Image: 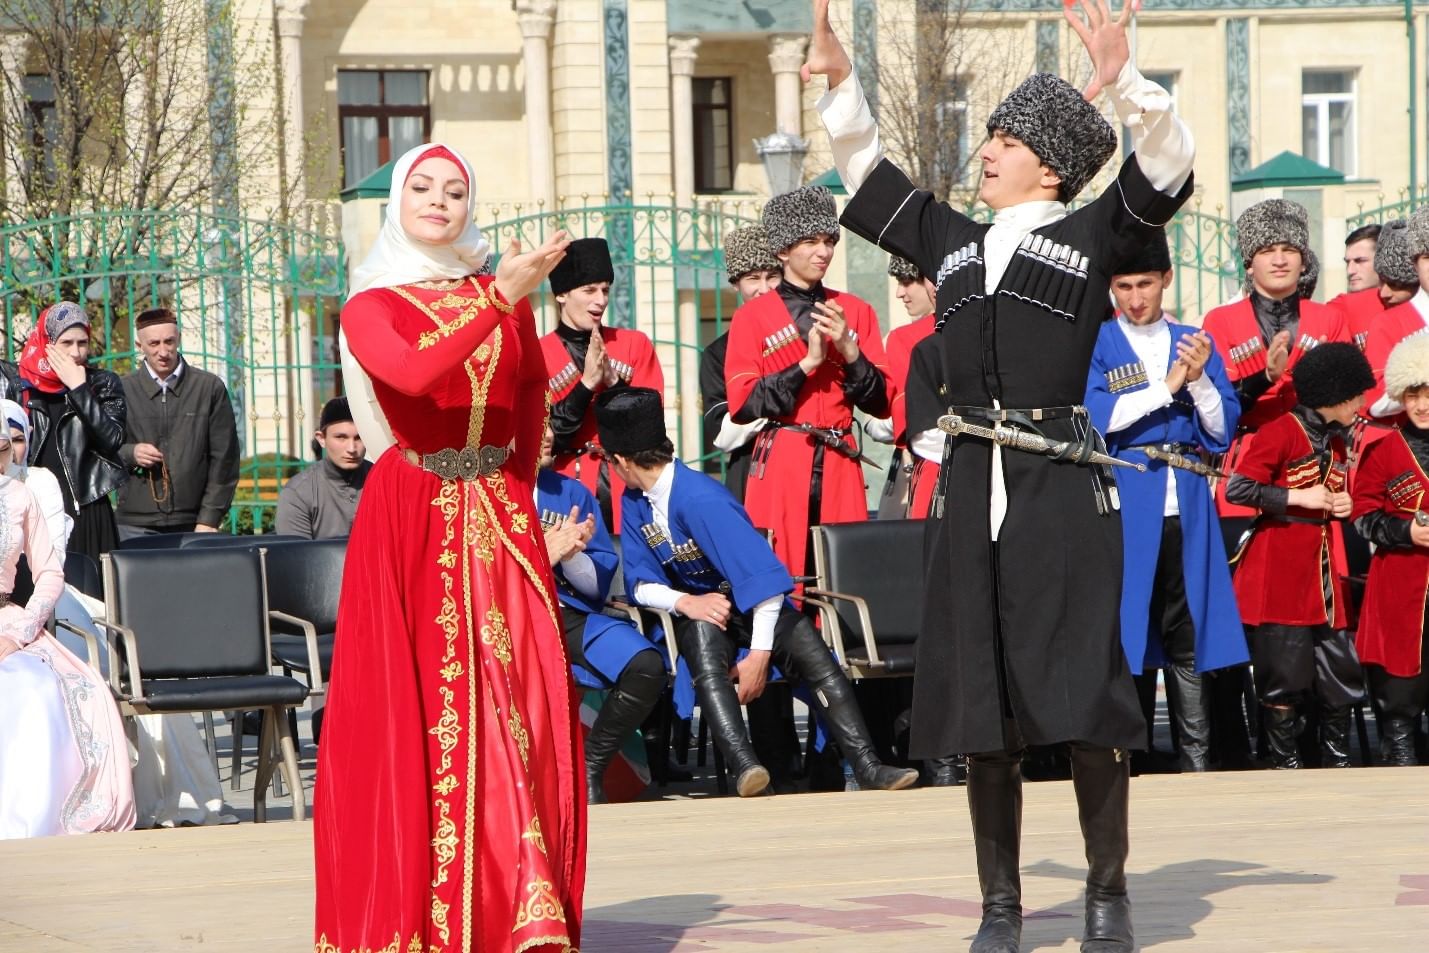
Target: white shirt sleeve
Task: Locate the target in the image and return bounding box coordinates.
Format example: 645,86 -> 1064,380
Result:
1105,62 -> 1196,196
714,414 -> 766,453
1371,393 -> 1404,418
815,71 -> 883,195
634,582 -> 684,613
1105,380 -> 1174,434
1186,374 -> 1228,445
559,552 -> 601,601
910,427 -> 945,464
749,594 -> 783,653
864,416 -> 895,444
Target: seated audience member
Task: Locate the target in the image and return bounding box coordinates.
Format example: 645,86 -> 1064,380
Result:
595,386 -> 918,797
1351,334 -> 1429,766
1225,343 -> 1373,769
0,424 -> 135,837
872,255 -> 939,520
535,425 -> 665,803
115,308 -> 240,538
276,397 -> 371,539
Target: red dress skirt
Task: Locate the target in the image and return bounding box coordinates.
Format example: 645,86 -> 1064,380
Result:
314,276 -> 585,953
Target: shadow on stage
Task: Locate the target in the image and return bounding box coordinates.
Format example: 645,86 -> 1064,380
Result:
1019,858 -> 1334,950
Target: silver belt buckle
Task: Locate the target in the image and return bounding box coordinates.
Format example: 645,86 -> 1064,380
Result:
422,444 -> 510,481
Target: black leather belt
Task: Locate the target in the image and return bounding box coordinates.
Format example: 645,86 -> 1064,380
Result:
405,444 -> 511,481
1126,441 -> 1199,455
947,404 -> 1084,423
1260,513 -> 1331,527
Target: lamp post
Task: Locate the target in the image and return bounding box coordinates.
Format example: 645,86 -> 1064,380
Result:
754,130 -> 810,196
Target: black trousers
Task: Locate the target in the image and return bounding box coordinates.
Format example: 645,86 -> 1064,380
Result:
1248,624 -> 1364,708
1368,627 -> 1429,719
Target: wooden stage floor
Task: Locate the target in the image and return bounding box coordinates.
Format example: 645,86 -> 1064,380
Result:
2,768 -> 1426,952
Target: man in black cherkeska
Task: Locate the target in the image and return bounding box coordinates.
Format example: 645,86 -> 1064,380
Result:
804,0 -> 1196,951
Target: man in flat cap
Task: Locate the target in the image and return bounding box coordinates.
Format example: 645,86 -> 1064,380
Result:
723,185 -> 891,586
595,386 -> 918,798
1085,232 -> 1248,773
540,236 -> 664,529
276,396 -> 372,539
1364,206 -> 1429,418
115,308 -> 239,538
1329,220 -> 1417,353
1202,199 -> 1350,521
699,224 -> 783,504
804,0 -> 1195,948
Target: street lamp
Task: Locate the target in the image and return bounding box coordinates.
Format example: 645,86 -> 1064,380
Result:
754,130 -> 810,196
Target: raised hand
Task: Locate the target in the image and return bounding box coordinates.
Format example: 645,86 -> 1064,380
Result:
1266,330 -> 1292,382
581,328 -> 608,390
494,230 -> 571,305
800,0 -> 853,89
1175,331 -> 1213,383
800,320 -> 828,374
1064,0 -> 1137,101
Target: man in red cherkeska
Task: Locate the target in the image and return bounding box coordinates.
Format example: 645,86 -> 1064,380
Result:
1202,199 -> 1350,520
724,185 -> 890,583
1328,221 -> 1416,353
540,237 -> 664,529
1364,207 -> 1429,421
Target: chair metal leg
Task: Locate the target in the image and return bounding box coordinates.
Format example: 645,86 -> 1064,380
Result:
201,712 -> 219,778
252,708 -> 276,823
274,705 -> 306,822
230,711 -> 246,790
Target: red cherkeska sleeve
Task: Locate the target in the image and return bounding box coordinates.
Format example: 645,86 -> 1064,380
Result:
724,298 -> 766,419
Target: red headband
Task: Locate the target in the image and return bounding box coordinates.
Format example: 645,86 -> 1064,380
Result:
404,146 -> 469,188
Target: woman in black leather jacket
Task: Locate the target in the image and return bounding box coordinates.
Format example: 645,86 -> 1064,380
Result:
2,302 -> 127,561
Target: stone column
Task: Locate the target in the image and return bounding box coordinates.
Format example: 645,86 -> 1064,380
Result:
668,35 -> 700,207
516,0 -> 557,208
274,0 -> 309,199
768,34 -> 808,135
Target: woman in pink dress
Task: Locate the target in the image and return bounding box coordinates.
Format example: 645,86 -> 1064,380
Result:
314,143 -> 585,952
0,424 -> 134,838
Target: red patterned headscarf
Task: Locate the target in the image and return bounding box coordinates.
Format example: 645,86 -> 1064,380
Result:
19,302 -> 89,394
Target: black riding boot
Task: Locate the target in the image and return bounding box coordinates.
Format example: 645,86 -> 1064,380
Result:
678,622 -> 769,797
778,625 -> 919,791
1262,705 -> 1302,769
1168,663 -> 1210,773
1380,717 -> 1419,766
1070,745 -> 1133,953
585,653 -> 666,804
926,754 -> 965,786
1317,704 -> 1353,769
967,750 -> 1023,953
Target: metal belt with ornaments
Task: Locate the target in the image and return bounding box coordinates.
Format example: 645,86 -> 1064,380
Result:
408,443 -> 512,481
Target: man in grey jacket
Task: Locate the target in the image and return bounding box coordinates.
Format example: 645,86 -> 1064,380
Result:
115,308 -> 240,537
275,396 -> 371,539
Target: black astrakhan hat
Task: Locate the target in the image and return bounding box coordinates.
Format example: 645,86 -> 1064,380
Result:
1236,198 -> 1310,264
723,225 -> 781,283
1376,219 -> 1418,287
986,73 -> 1118,202
549,237 -> 615,296
1111,231 -> 1172,276
594,386 -> 667,457
1291,341 -> 1375,410
887,255 -> 922,282
763,185 -> 841,254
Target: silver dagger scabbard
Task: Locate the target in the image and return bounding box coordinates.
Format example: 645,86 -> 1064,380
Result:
936,414 -> 1146,472
1136,445 -> 1228,480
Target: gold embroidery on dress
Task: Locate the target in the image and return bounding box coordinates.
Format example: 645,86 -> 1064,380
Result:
460,481 -> 481,952
508,706 -> 530,768
393,280 -> 492,350
437,549 -> 457,569
512,879 -> 567,933
512,938 -> 576,953
433,482 -> 460,547
439,660 -> 464,682
314,931 -> 420,953
434,574 -> 459,662
474,483 -> 563,642
429,686 -> 460,774
522,817 -> 548,855
430,895 -> 452,946
481,604 -> 513,667
484,470 -> 531,535
475,343 -> 492,363
433,774 -> 459,796
466,505 -> 496,566
412,277 -> 466,292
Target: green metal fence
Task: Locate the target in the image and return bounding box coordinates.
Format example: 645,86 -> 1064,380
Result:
0,208 -> 345,533
1346,191 -> 1429,231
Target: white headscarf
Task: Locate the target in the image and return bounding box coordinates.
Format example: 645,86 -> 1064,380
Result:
342,143 -> 493,457
1,398 -> 28,479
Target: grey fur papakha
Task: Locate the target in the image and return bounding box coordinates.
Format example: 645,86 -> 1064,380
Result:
722,225 -> 781,283
1405,205 -> 1429,261
1374,220 -> 1416,287
887,255 -> 922,281
762,185 -> 841,255
985,73 -> 1118,202
1236,198 -> 1310,264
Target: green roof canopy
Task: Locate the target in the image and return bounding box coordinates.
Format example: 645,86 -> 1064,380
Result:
1232,151 -> 1346,191
809,167 -> 847,195
340,161 -> 395,201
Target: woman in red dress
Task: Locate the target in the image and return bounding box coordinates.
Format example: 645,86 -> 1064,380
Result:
314,143 -> 586,953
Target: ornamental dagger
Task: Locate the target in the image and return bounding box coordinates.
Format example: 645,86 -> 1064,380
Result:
936,414 -> 1145,472
1135,445 -> 1228,480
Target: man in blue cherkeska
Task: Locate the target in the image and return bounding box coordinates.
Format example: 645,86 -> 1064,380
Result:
1085,231 -> 1250,772
535,424 -> 666,804
593,385 -> 919,798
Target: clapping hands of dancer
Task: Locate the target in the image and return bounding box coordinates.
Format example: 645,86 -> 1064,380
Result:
814,300 -> 858,362
1266,330 -> 1292,381
1165,331 -> 1213,391
542,504 -> 595,565
1064,0 -> 1138,102
494,230 -> 571,305
801,0 -> 852,89
580,328 -> 619,390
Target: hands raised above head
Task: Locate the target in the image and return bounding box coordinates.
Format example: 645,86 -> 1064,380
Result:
494,230 -> 572,305
1063,0 -> 1139,101
801,0 -> 853,89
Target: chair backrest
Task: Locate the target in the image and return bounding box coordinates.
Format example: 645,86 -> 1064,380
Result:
117,531 -> 200,550
609,535 -> 625,601
63,551 -> 102,600
262,538 -> 347,633
179,533 -> 309,549
105,548 -> 269,679
812,519 -> 927,648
